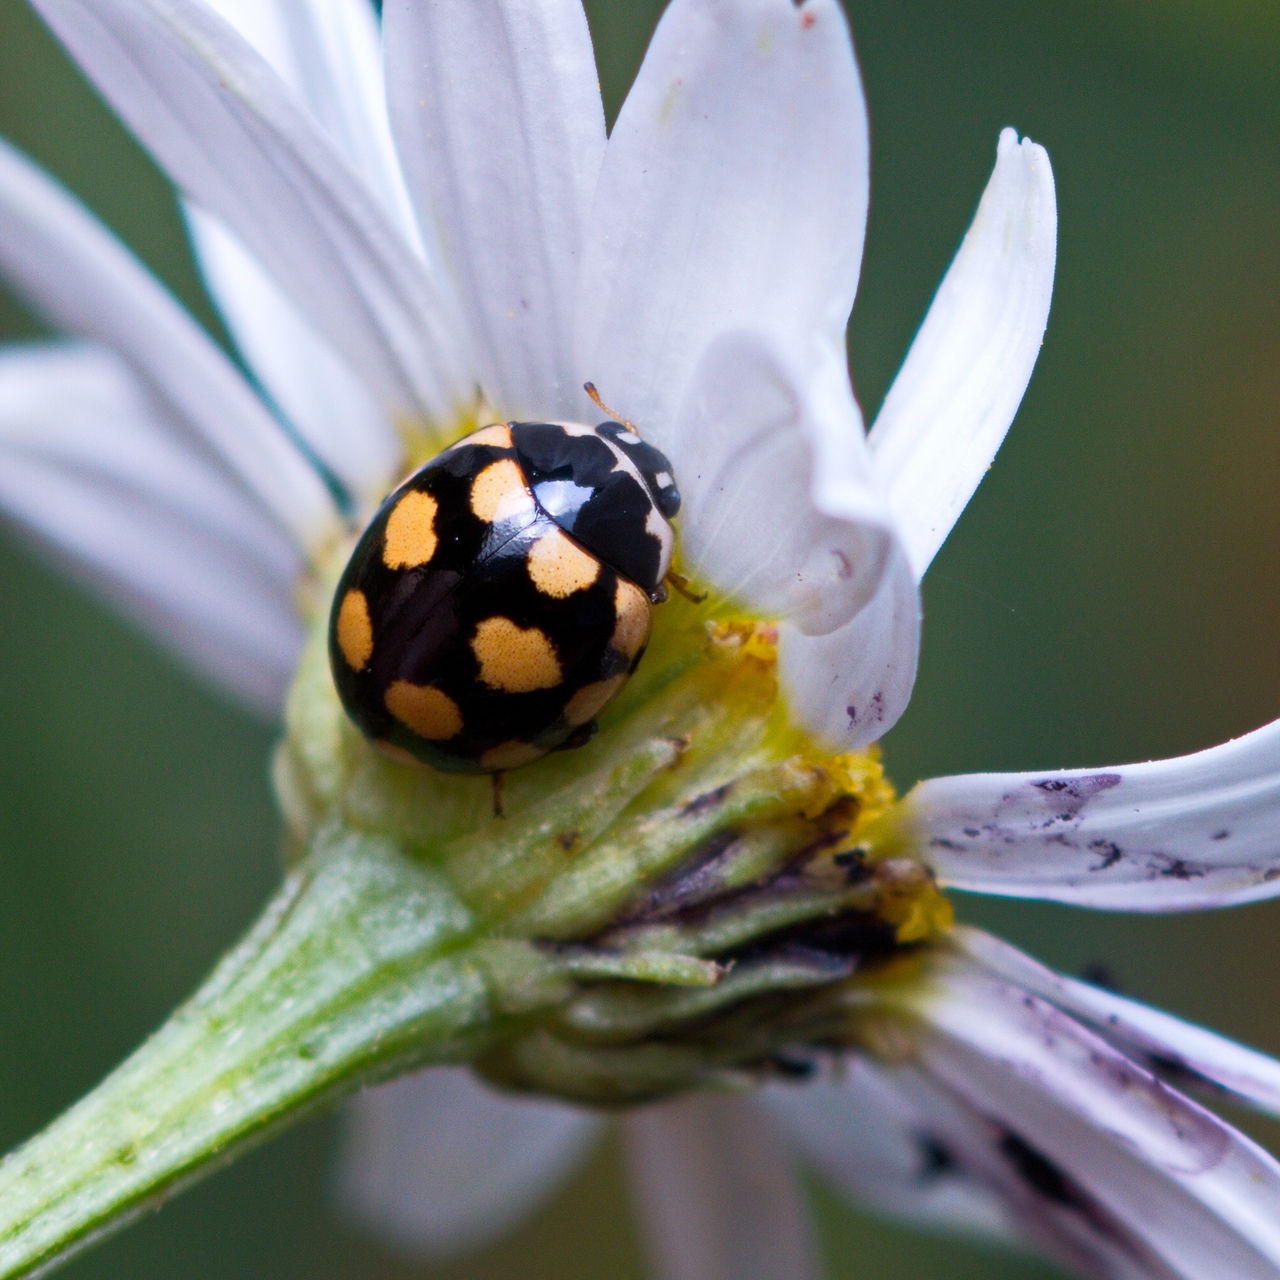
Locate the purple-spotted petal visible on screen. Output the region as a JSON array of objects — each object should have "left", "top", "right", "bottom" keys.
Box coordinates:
[
  {"left": 897, "top": 716, "right": 1280, "bottom": 910},
  {"left": 952, "top": 927, "right": 1280, "bottom": 1118},
  {"left": 760, "top": 1058, "right": 1021, "bottom": 1245},
  {"left": 889, "top": 955, "right": 1280, "bottom": 1278}
]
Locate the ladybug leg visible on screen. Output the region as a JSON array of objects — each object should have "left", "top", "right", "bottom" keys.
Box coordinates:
[
  {"left": 491, "top": 771, "right": 505, "bottom": 819},
  {"left": 554, "top": 721, "right": 599, "bottom": 752},
  {"left": 665, "top": 570, "right": 708, "bottom": 604}
]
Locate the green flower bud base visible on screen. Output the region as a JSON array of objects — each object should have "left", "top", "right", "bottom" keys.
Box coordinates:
[{"left": 0, "top": 579, "right": 951, "bottom": 1277}]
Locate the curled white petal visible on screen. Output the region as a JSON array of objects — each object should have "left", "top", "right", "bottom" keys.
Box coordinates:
[
  {"left": 900, "top": 716, "right": 1280, "bottom": 910},
  {"left": 675, "top": 331, "right": 898, "bottom": 635},
  {"left": 577, "top": 0, "right": 869, "bottom": 450},
  {"left": 622, "top": 1093, "right": 820, "bottom": 1280},
  {"left": 0, "top": 343, "right": 302, "bottom": 713},
  {"left": 778, "top": 544, "right": 920, "bottom": 749},
  {"left": 953, "top": 927, "right": 1280, "bottom": 1120},
  {"left": 336, "top": 1067, "right": 601, "bottom": 1258},
  {"left": 869, "top": 128, "right": 1056, "bottom": 579},
  {"left": 670, "top": 330, "right": 919, "bottom": 748},
  {"left": 0, "top": 135, "right": 332, "bottom": 550},
  {"left": 385, "top": 0, "right": 605, "bottom": 421},
  {"left": 895, "top": 956, "right": 1280, "bottom": 1279},
  {"left": 32, "top": 0, "right": 473, "bottom": 423}
]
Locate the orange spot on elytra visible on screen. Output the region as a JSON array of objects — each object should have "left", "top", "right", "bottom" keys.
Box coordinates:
[
  {"left": 458, "top": 424, "right": 513, "bottom": 450},
  {"left": 564, "top": 675, "right": 627, "bottom": 727},
  {"left": 383, "top": 490, "right": 438, "bottom": 569},
  {"left": 470, "top": 459, "right": 534, "bottom": 523},
  {"left": 384, "top": 681, "right": 464, "bottom": 740},
  {"left": 480, "top": 740, "right": 545, "bottom": 771},
  {"left": 611, "top": 580, "right": 651, "bottom": 660},
  {"left": 472, "top": 617, "right": 562, "bottom": 692},
  {"left": 336, "top": 589, "right": 374, "bottom": 671},
  {"left": 527, "top": 528, "right": 600, "bottom": 598}
]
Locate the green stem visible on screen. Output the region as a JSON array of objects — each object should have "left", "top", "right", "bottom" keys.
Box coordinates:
[{"left": 0, "top": 825, "right": 492, "bottom": 1279}]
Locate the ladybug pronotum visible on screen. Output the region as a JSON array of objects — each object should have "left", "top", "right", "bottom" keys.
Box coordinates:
[{"left": 329, "top": 419, "right": 681, "bottom": 773}]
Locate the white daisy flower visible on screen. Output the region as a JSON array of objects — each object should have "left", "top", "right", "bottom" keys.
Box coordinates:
[{"left": 3, "top": 3, "right": 1280, "bottom": 1280}]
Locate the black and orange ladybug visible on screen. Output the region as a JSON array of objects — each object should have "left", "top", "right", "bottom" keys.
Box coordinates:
[{"left": 329, "top": 418, "right": 681, "bottom": 773}]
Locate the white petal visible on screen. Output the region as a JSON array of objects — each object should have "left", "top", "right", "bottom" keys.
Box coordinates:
[
  {"left": 900, "top": 958, "right": 1280, "bottom": 1279},
  {"left": 384, "top": 0, "right": 605, "bottom": 420},
  {"left": 576, "top": 0, "right": 869, "bottom": 448},
  {"left": 184, "top": 206, "right": 400, "bottom": 506},
  {"left": 185, "top": 0, "right": 425, "bottom": 484},
  {"left": 676, "top": 331, "right": 899, "bottom": 635},
  {"left": 336, "top": 1067, "right": 601, "bottom": 1258},
  {"left": 0, "top": 343, "right": 302, "bottom": 712},
  {"left": 899, "top": 715, "right": 1280, "bottom": 910},
  {"left": 32, "top": 0, "right": 473, "bottom": 424},
  {"left": 778, "top": 541, "right": 920, "bottom": 749},
  {"left": 871, "top": 1063, "right": 1173, "bottom": 1280},
  {"left": 868, "top": 129, "right": 1056, "bottom": 580},
  {"left": 952, "top": 927, "right": 1280, "bottom": 1120},
  {"left": 759, "top": 1059, "right": 1020, "bottom": 1244},
  {"left": 198, "top": 0, "right": 420, "bottom": 243},
  {"left": 621, "top": 1093, "right": 821, "bottom": 1280},
  {"left": 0, "top": 135, "right": 333, "bottom": 549},
  {"left": 770, "top": 1058, "right": 1174, "bottom": 1279},
  {"left": 186, "top": 0, "right": 426, "bottom": 475}
]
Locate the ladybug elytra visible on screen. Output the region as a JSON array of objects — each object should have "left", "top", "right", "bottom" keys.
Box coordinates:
[{"left": 329, "top": 419, "right": 680, "bottom": 773}]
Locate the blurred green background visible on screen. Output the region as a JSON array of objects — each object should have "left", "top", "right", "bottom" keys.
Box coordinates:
[{"left": 0, "top": 0, "right": 1278, "bottom": 1275}]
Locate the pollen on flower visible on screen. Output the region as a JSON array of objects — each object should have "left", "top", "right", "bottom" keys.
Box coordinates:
[
  {"left": 871, "top": 863, "right": 955, "bottom": 942},
  {"left": 395, "top": 402, "right": 490, "bottom": 474},
  {"left": 706, "top": 617, "right": 778, "bottom": 667}
]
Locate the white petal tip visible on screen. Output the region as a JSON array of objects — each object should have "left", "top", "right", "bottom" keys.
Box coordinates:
[{"left": 869, "top": 124, "right": 1057, "bottom": 578}]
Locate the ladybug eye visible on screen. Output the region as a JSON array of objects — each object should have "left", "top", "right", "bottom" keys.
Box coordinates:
[{"left": 644, "top": 469, "right": 681, "bottom": 519}]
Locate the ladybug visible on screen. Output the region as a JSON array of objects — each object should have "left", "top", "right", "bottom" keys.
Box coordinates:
[{"left": 329, "top": 418, "right": 681, "bottom": 773}]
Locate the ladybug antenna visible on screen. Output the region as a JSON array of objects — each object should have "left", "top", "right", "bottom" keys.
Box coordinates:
[{"left": 584, "top": 382, "right": 639, "bottom": 435}]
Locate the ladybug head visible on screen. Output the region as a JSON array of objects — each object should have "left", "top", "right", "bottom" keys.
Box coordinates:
[{"left": 595, "top": 421, "right": 682, "bottom": 519}]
